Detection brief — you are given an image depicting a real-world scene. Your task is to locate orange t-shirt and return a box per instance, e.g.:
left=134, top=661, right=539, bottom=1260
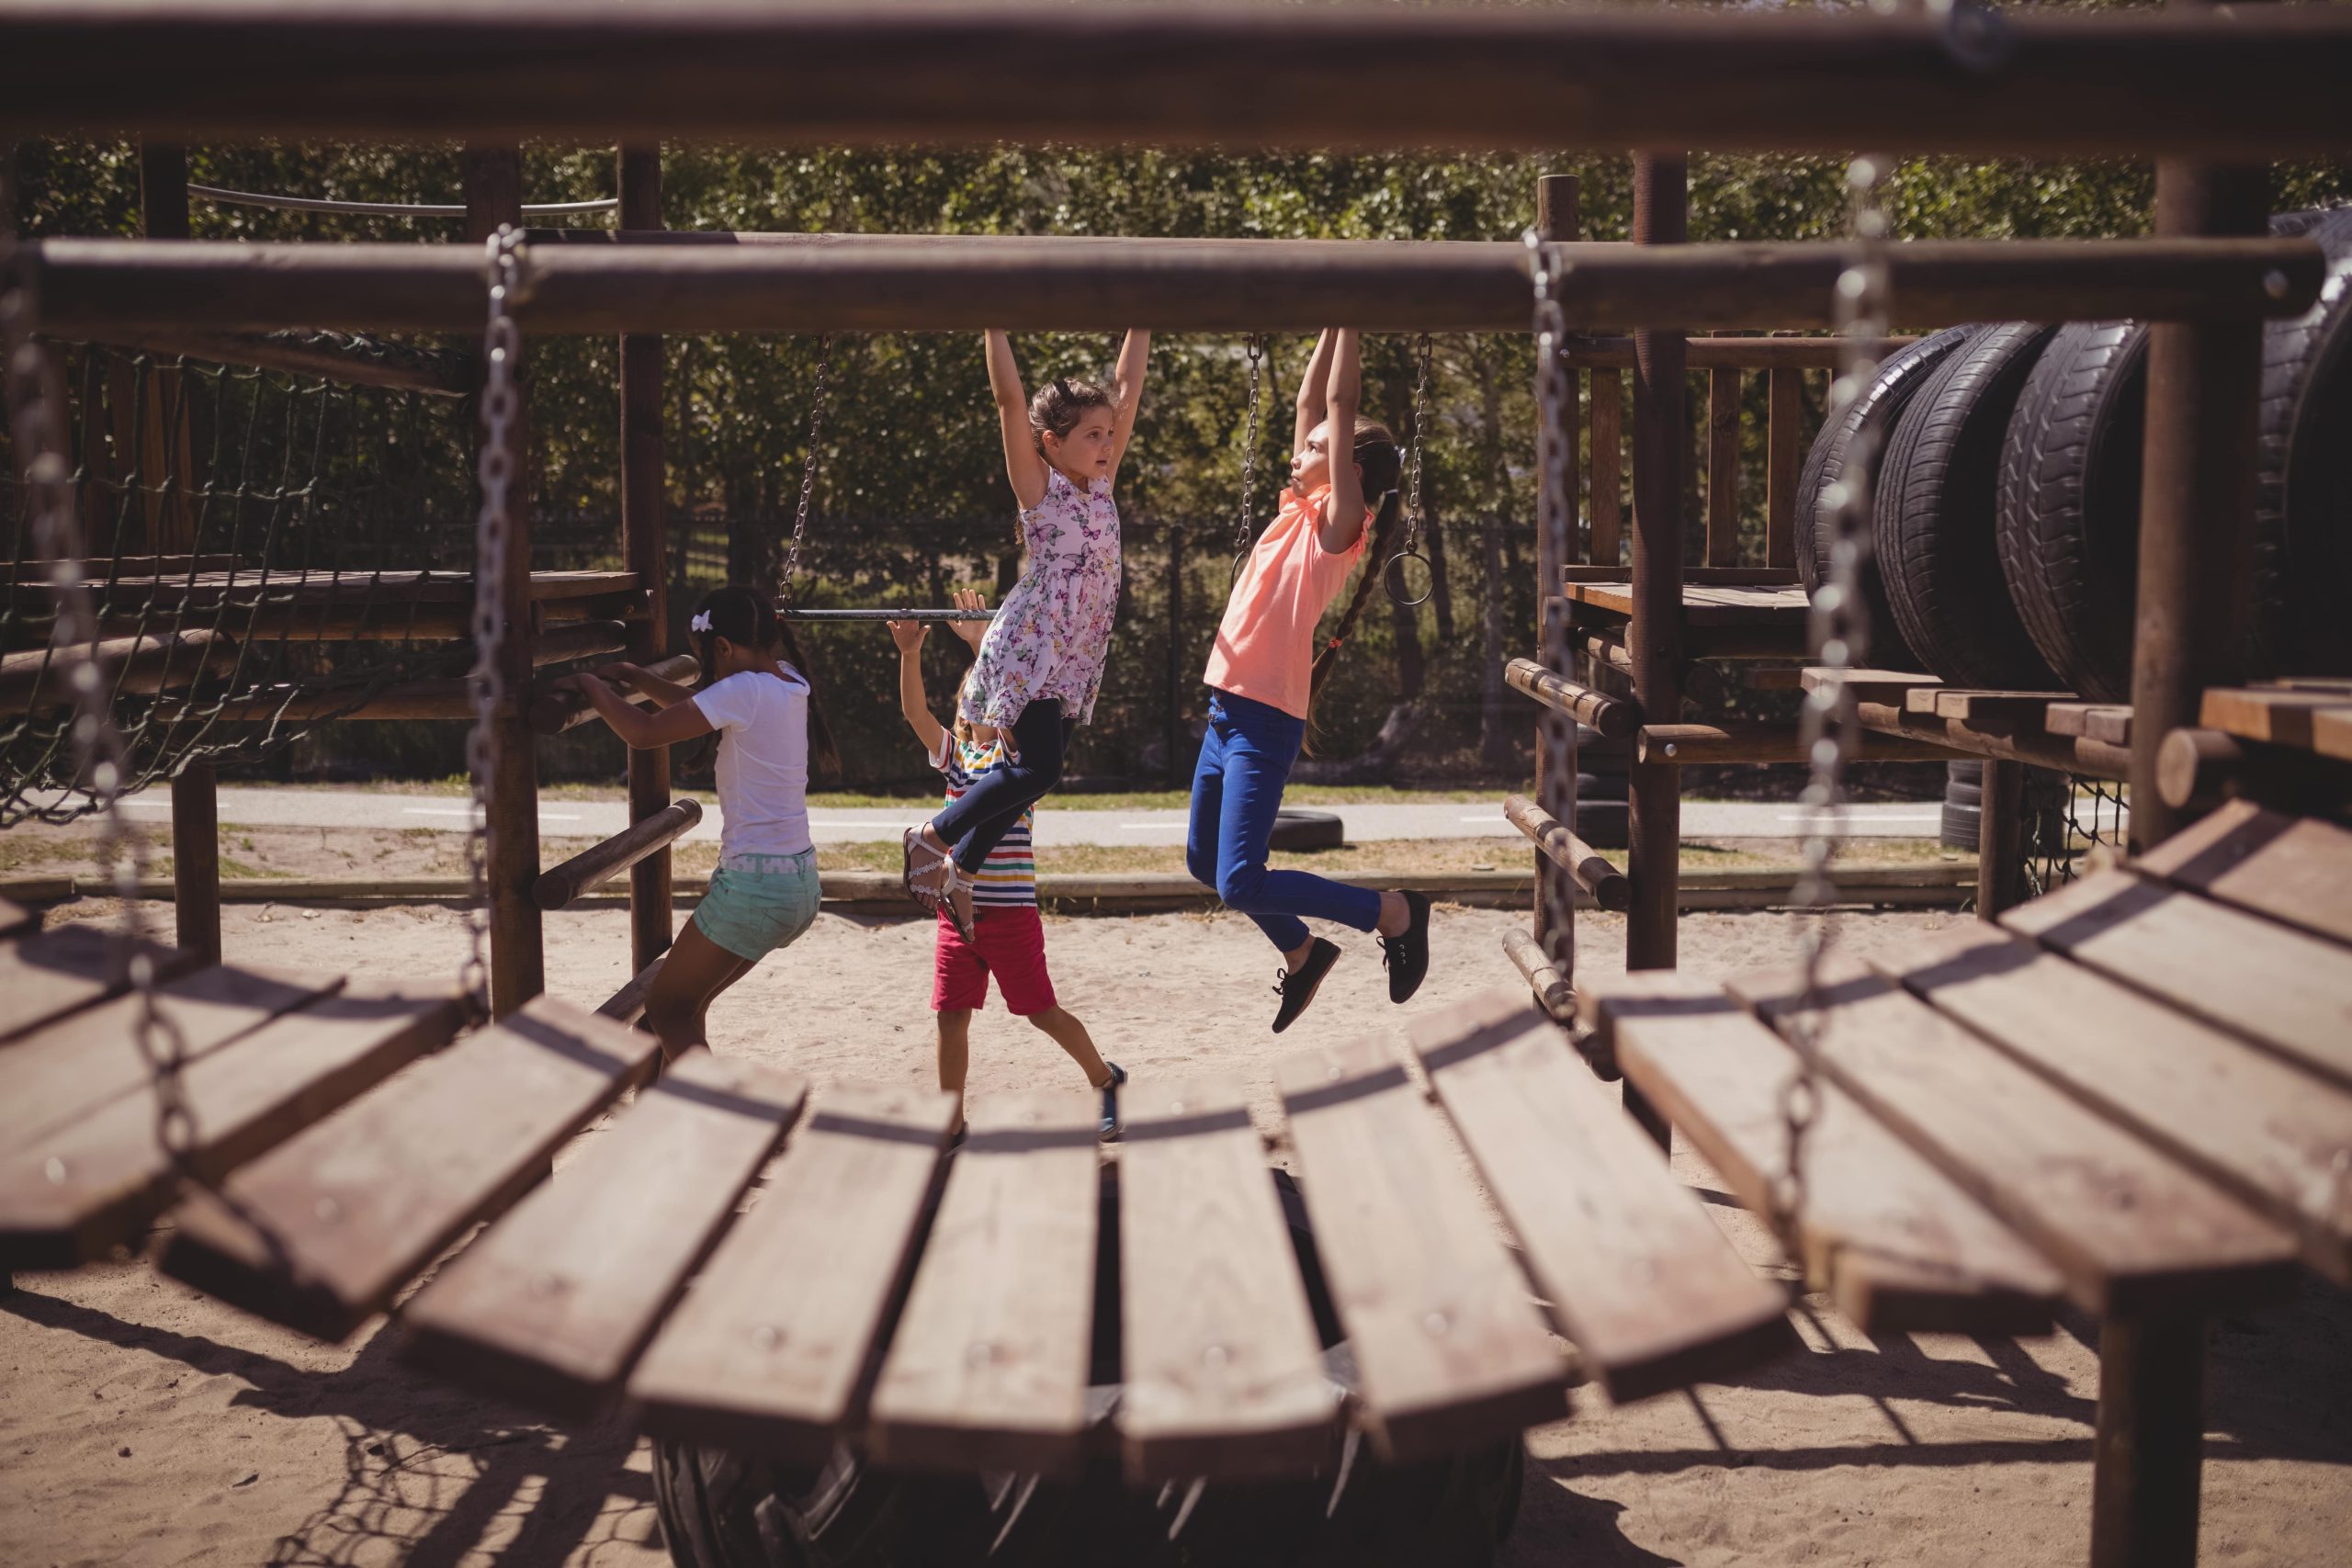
left=1202, top=484, right=1372, bottom=720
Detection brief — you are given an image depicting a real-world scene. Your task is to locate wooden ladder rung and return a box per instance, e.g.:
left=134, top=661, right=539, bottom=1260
left=1408, top=992, right=1794, bottom=1404
left=401, top=1053, right=807, bottom=1418
left=1276, top=1038, right=1568, bottom=1461
left=1582, top=970, right=2064, bottom=1336
left=628, top=1082, right=957, bottom=1460
left=158, top=995, right=660, bottom=1340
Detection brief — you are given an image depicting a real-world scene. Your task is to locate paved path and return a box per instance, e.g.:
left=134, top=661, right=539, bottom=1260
left=102, top=785, right=1956, bottom=844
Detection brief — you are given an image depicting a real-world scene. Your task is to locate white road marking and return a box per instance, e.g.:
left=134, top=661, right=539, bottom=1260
left=403, top=806, right=580, bottom=821
left=1776, top=812, right=1941, bottom=822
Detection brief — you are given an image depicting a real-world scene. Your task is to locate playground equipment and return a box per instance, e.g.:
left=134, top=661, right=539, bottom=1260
left=6, top=6, right=2352, bottom=1567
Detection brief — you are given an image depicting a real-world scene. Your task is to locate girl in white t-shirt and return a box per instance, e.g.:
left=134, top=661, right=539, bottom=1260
left=561, top=585, right=837, bottom=1064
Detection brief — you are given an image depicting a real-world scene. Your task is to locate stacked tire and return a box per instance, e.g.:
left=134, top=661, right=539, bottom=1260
left=1573, top=722, right=1630, bottom=850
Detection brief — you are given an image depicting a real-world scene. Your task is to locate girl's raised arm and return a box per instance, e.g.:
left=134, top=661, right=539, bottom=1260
left=1293, top=328, right=1337, bottom=457
left=985, top=329, right=1049, bottom=512
left=1319, top=329, right=1370, bottom=550
left=1105, top=327, right=1153, bottom=477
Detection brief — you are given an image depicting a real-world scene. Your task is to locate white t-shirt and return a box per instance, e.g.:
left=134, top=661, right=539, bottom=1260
left=691, top=664, right=814, bottom=862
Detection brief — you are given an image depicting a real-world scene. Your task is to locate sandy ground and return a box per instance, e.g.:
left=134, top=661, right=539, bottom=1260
left=4, top=897, right=2348, bottom=1567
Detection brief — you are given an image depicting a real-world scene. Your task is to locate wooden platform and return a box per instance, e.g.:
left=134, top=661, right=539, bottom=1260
left=1800, top=670, right=2134, bottom=781
left=2200, top=682, right=2352, bottom=762
left=1563, top=579, right=1811, bottom=660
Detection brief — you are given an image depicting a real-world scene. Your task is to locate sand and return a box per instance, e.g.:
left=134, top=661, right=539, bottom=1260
left=4, top=896, right=2347, bottom=1566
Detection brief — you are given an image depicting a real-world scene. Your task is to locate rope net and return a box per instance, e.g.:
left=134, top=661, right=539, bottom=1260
left=1, top=341, right=481, bottom=824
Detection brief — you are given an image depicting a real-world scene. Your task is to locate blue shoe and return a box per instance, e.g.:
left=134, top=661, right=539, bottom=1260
left=1098, top=1061, right=1128, bottom=1143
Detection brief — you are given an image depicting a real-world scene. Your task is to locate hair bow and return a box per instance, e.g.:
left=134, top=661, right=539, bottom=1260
left=690, top=610, right=714, bottom=634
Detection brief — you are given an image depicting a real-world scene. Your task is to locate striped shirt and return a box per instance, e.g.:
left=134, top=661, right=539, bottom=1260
left=933, top=735, right=1037, bottom=907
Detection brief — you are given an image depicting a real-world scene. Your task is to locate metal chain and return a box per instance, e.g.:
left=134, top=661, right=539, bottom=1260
left=3, top=156, right=198, bottom=1180
left=461, top=227, right=531, bottom=1017
left=779, top=335, right=832, bottom=604
left=1770, top=152, right=1896, bottom=1246
left=1401, top=333, right=1434, bottom=557
left=1526, top=234, right=1578, bottom=972
left=1230, top=334, right=1265, bottom=577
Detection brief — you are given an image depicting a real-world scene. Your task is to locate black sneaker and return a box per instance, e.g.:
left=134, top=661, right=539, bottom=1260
left=1272, top=938, right=1342, bottom=1033
left=1097, top=1061, right=1128, bottom=1143
left=1380, top=891, right=1431, bottom=1005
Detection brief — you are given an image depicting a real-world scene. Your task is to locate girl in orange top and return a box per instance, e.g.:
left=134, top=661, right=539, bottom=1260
left=1189, top=328, right=1432, bottom=1032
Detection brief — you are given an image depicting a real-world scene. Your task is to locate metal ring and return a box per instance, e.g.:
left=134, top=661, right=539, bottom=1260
left=1231, top=550, right=1250, bottom=587
left=1383, top=549, right=1432, bottom=607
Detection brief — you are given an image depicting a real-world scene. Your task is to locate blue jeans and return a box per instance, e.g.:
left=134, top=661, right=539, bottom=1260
left=1187, top=689, right=1382, bottom=953
left=929, top=699, right=1072, bottom=874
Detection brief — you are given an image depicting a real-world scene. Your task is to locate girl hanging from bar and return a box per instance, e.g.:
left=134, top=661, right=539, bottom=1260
left=1189, top=328, right=1432, bottom=1033
left=902, top=327, right=1152, bottom=940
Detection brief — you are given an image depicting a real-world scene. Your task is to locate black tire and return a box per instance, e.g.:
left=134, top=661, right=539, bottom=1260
left=652, top=1170, right=1526, bottom=1568
left=1576, top=772, right=1630, bottom=803
left=1941, top=799, right=1981, bottom=852
left=2259, top=208, right=2352, bottom=672
left=1945, top=760, right=1984, bottom=784
left=1572, top=800, right=1629, bottom=850
left=1946, top=782, right=1984, bottom=808
left=1876, top=323, right=2066, bottom=688
left=1267, top=808, right=1345, bottom=852
left=1793, top=324, right=1979, bottom=672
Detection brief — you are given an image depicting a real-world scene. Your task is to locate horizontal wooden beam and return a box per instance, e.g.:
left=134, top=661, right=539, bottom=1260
left=1564, top=336, right=1919, bottom=370
left=528, top=652, right=698, bottom=736
left=7, top=5, right=2351, bottom=158
left=535, top=800, right=703, bottom=911
left=1500, top=928, right=1577, bottom=1026
left=0, top=630, right=235, bottom=714
left=1637, top=721, right=1961, bottom=766
left=1858, top=702, right=2132, bottom=781
left=2155, top=728, right=2352, bottom=814
left=27, top=236, right=2323, bottom=336
left=75, top=327, right=475, bottom=395
left=1503, top=794, right=1632, bottom=912
left=1505, top=658, right=1638, bottom=739
left=595, top=955, right=664, bottom=1026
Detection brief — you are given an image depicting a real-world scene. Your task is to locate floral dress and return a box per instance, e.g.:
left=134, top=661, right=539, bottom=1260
left=959, top=465, right=1122, bottom=728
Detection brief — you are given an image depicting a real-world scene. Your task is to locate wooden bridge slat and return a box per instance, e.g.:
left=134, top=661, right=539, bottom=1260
left=628, top=1082, right=957, bottom=1460
left=0, top=981, right=466, bottom=1269
left=1727, top=960, right=2301, bottom=1315
left=2199, top=686, right=2352, bottom=761
left=1114, top=1076, right=1335, bottom=1481
left=401, top=1053, right=806, bottom=1418
left=1274, top=1039, right=1568, bottom=1459
left=2044, top=702, right=2132, bottom=745
left=1584, top=970, right=2064, bottom=1336
left=0, top=925, right=197, bottom=1044
left=1408, top=991, right=1793, bottom=1404
left=0, top=897, right=32, bottom=942
left=865, top=1089, right=1100, bottom=1478
left=1876, top=923, right=2352, bottom=1284
left=0, top=964, right=344, bottom=1154
left=158, top=995, right=661, bottom=1341
left=2131, top=799, right=2352, bottom=951
left=2001, top=867, right=2352, bottom=1092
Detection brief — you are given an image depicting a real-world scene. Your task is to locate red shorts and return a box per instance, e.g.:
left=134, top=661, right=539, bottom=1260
left=932, top=904, right=1057, bottom=1016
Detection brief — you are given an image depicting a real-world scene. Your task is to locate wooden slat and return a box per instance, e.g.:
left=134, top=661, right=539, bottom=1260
left=628, top=1082, right=956, bottom=1457
left=1800, top=666, right=1941, bottom=704
left=0, top=897, right=33, bottom=942
left=2131, top=799, right=2352, bottom=950
left=1905, top=688, right=2073, bottom=725
left=1407, top=991, right=1793, bottom=1403
left=1583, top=969, right=2064, bottom=1335
left=1563, top=581, right=1810, bottom=626
left=2199, top=686, right=2352, bottom=761
left=1274, top=1040, right=1568, bottom=1458
left=2045, top=701, right=2133, bottom=746
left=0, top=964, right=343, bottom=1153
left=865, top=1089, right=1099, bottom=1476
left=158, top=995, right=662, bottom=1340
left=1705, top=361, right=1740, bottom=567
left=1876, top=922, right=2352, bottom=1283
left=1726, top=961, right=2300, bottom=1315
left=1763, top=363, right=1803, bottom=570
left=2002, top=867, right=2352, bottom=1092
left=0, top=925, right=198, bottom=1043
left=401, top=1054, right=807, bottom=1417
left=1588, top=367, right=1623, bottom=568
left=1115, top=1076, right=1336, bottom=1481
left=0, top=981, right=466, bottom=1269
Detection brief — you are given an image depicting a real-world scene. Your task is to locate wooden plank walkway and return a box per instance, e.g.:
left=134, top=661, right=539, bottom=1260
left=2199, top=685, right=2352, bottom=761
left=2132, top=798, right=2352, bottom=948
left=0, top=925, right=198, bottom=1044
left=1564, top=580, right=1811, bottom=627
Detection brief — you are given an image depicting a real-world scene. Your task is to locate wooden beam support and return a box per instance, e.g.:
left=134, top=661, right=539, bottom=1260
left=1859, top=700, right=2132, bottom=781
left=1704, top=350, right=1740, bottom=567
left=1566, top=334, right=1917, bottom=371
left=1505, top=657, right=1636, bottom=739
left=1503, top=794, right=1631, bottom=912
left=1976, top=758, right=2027, bottom=921
left=1636, top=721, right=1958, bottom=766
left=12, top=5, right=2352, bottom=158
left=1532, top=173, right=1582, bottom=988
left=26, top=236, right=2322, bottom=338
left=618, top=143, right=675, bottom=976
left=0, top=630, right=237, bottom=715
left=1500, top=928, right=1577, bottom=1026
left=2155, top=726, right=2352, bottom=814
left=1765, top=359, right=1804, bottom=570
left=534, top=801, right=703, bottom=912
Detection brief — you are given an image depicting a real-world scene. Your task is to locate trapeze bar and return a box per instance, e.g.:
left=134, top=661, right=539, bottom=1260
left=777, top=608, right=995, bottom=622
left=5, top=3, right=2349, bottom=159
left=28, top=236, right=2324, bottom=337
left=189, top=184, right=619, bottom=220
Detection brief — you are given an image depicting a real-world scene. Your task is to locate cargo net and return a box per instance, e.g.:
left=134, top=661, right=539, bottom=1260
left=1, top=341, right=481, bottom=825
left=2020, top=771, right=2129, bottom=899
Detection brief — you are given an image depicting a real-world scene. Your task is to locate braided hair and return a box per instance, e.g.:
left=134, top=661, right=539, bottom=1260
left=686, top=584, right=841, bottom=775
left=1306, top=417, right=1407, bottom=705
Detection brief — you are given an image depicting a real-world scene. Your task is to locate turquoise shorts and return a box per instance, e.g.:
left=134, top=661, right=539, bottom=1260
left=691, top=851, right=821, bottom=963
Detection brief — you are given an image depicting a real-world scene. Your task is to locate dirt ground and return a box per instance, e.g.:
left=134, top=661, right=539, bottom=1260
left=4, top=897, right=2347, bottom=1567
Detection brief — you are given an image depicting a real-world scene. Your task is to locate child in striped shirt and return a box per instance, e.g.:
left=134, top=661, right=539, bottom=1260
left=889, top=596, right=1125, bottom=1142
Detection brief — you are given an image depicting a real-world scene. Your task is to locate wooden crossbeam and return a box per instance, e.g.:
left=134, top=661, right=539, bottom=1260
left=2046, top=702, right=2133, bottom=746
left=1504, top=659, right=1636, bottom=738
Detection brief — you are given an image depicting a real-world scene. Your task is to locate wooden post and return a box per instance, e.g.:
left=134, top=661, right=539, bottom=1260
left=618, top=145, right=674, bottom=975
left=1705, top=337, right=1740, bottom=567
left=1589, top=368, right=1623, bottom=568
left=1164, top=523, right=1185, bottom=784
left=1532, top=174, right=1580, bottom=986
left=2091, top=1313, right=2207, bottom=1568
left=1623, top=152, right=1689, bottom=1151
left=466, top=146, right=544, bottom=1015
left=140, top=141, right=220, bottom=967
left=1975, top=757, right=2025, bottom=922
left=1764, top=344, right=1804, bottom=570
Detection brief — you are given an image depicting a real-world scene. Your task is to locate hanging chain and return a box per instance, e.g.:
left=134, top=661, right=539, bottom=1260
left=779, top=335, right=832, bottom=604
left=1229, top=334, right=1266, bottom=575
left=1400, top=333, right=1434, bottom=558
left=3, top=157, right=198, bottom=1180
left=1526, top=234, right=1578, bottom=972
left=1770, top=152, right=1896, bottom=1247
left=461, top=227, right=532, bottom=1018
